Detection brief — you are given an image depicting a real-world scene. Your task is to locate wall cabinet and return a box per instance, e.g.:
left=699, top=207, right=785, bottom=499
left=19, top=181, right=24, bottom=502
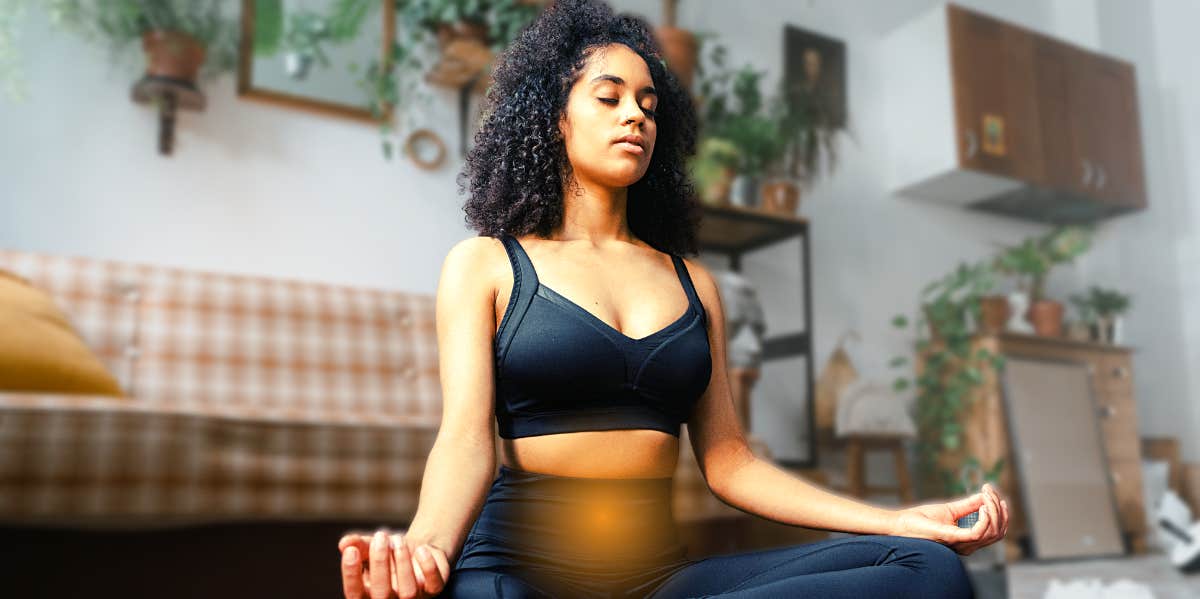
left=882, top=2, right=1147, bottom=223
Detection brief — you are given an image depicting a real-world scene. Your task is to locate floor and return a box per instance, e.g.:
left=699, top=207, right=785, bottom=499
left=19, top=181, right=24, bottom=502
left=815, top=458, right=1199, bottom=598
left=1004, top=550, right=1200, bottom=599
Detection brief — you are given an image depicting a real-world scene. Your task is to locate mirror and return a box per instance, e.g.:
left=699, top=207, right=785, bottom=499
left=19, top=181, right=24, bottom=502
left=238, top=0, right=395, bottom=124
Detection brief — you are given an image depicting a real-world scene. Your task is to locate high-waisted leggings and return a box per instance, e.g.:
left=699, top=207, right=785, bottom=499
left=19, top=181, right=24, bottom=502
left=443, top=465, right=975, bottom=598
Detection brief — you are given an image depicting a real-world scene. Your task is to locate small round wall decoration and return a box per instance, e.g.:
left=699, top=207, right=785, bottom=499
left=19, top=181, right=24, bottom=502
left=403, top=128, right=446, bottom=170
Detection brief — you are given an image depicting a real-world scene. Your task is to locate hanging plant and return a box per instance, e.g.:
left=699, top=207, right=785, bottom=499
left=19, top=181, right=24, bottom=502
left=889, top=259, right=1008, bottom=498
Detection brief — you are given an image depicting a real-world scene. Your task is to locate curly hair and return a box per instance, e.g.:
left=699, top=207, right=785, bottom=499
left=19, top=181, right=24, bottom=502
left=457, top=0, right=702, bottom=256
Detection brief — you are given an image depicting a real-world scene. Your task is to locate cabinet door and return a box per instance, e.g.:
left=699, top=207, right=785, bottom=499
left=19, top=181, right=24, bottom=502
left=1035, top=40, right=1149, bottom=211
left=1088, top=57, right=1147, bottom=209
left=1033, top=37, right=1081, bottom=194
left=948, top=5, right=1042, bottom=181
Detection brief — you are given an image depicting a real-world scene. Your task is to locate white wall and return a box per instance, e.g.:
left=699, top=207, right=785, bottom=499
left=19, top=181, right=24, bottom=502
left=3, top=1, right=1196, bottom=463
left=1091, top=0, right=1200, bottom=460
left=0, top=4, right=471, bottom=293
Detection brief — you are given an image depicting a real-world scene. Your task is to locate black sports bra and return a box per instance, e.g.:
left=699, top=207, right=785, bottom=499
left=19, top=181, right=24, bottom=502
left=492, top=233, right=713, bottom=439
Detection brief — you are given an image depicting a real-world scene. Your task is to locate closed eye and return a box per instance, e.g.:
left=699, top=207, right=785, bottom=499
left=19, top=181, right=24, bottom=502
left=598, top=98, right=656, bottom=118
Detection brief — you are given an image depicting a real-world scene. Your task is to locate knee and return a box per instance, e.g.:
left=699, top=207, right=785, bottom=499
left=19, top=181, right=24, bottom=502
left=441, top=568, right=552, bottom=599
left=873, top=536, right=975, bottom=598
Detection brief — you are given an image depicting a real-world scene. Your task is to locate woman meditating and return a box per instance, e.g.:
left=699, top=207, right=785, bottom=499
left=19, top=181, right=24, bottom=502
left=338, top=1, right=1007, bottom=596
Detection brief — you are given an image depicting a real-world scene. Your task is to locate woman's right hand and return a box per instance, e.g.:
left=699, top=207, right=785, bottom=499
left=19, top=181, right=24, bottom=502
left=339, top=528, right=452, bottom=599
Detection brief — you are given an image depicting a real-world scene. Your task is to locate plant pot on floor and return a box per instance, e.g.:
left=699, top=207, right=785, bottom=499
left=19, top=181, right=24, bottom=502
left=1027, top=299, right=1065, bottom=337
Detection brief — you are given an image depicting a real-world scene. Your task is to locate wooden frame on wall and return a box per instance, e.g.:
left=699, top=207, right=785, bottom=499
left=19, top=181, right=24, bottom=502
left=237, top=0, right=396, bottom=124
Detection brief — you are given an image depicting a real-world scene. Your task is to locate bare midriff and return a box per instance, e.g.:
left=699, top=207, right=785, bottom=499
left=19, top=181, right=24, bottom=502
left=499, top=431, right=680, bottom=479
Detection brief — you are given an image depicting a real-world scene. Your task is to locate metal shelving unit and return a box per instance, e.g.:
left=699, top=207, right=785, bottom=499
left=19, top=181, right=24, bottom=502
left=696, top=203, right=815, bottom=469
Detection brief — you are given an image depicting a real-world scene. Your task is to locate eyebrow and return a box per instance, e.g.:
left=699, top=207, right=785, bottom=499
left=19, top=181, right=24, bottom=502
left=590, top=74, right=657, bottom=96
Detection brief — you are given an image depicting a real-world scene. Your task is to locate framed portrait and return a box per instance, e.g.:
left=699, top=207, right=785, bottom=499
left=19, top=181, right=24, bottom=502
left=783, top=24, right=847, bottom=130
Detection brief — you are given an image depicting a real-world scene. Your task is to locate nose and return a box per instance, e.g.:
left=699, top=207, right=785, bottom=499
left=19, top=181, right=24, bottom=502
left=621, top=99, right=644, bottom=127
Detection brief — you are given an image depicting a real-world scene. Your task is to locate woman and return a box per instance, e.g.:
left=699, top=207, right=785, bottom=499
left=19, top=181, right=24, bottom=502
left=338, top=1, right=1007, bottom=597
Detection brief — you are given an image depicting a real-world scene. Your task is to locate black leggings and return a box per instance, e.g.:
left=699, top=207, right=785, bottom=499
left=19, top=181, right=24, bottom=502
left=444, top=466, right=975, bottom=598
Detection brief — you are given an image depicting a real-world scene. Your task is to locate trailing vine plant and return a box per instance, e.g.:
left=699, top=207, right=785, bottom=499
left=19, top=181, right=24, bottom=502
left=889, top=260, right=1007, bottom=497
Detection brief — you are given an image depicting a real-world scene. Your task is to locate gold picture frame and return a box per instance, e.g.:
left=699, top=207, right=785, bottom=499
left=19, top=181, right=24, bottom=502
left=237, top=0, right=395, bottom=124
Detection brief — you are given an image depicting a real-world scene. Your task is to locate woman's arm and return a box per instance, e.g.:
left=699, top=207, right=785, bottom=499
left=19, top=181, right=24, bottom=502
left=681, top=258, right=898, bottom=535
left=401, top=236, right=506, bottom=564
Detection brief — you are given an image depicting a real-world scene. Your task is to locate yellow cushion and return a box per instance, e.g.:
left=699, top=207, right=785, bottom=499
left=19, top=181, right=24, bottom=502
left=0, top=269, right=124, bottom=396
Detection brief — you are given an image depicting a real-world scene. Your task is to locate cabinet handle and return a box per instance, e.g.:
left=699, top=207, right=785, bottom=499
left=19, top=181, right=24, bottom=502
left=964, top=130, right=979, bottom=159
left=1081, top=158, right=1095, bottom=187
left=1096, top=164, right=1107, bottom=189
left=1111, top=365, right=1128, bottom=379
left=1097, top=404, right=1117, bottom=418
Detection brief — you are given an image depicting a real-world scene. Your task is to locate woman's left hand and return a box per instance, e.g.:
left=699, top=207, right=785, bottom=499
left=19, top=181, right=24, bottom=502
left=889, top=482, right=1010, bottom=556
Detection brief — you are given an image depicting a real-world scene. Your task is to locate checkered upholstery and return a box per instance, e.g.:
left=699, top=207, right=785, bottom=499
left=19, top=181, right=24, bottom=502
left=0, top=249, right=441, bottom=525
left=0, top=249, right=744, bottom=528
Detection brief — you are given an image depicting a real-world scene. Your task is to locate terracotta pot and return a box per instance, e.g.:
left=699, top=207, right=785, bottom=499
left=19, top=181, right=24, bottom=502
left=655, top=26, right=698, bottom=90
left=141, top=30, right=206, bottom=83
left=978, top=295, right=1010, bottom=334
left=435, top=20, right=489, bottom=49
left=760, top=179, right=801, bottom=216
left=1027, top=299, right=1064, bottom=337
left=701, top=166, right=735, bottom=206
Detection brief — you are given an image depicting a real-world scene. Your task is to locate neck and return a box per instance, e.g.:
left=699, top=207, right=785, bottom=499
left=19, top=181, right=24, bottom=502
left=553, top=173, right=633, bottom=244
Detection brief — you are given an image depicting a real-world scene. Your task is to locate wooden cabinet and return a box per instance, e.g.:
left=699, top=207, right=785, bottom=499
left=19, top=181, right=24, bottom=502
left=947, top=4, right=1043, bottom=183
left=882, top=2, right=1148, bottom=223
left=922, top=333, right=1147, bottom=561
left=1033, top=37, right=1147, bottom=210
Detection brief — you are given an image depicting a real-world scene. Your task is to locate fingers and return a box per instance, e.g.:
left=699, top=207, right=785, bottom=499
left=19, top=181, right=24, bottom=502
left=369, top=530, right=392, bottom=599
left=390, top=533, right=419, bottom=598
left=984, top=483, right=1009, bottom=541
left=340, top=531, right=373, bottom=552
left=948, top=491, right=986, bottom=519
left=981, top=486, right=999, bottom=542
left=999, top=496, right=1010, bottom=539
left=412, top=543, right=447, bottom=596
left=341, top=546, right=365, bottom=599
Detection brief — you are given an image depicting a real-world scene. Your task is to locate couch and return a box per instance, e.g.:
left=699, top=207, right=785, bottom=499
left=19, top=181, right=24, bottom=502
left=0, top=248, right=745, bottom=529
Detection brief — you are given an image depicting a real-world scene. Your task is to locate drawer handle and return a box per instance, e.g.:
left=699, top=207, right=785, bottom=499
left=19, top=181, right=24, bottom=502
left=1111, top=366, right=1128, bottom=379
left=1097, top=405, right=1117, bottom=418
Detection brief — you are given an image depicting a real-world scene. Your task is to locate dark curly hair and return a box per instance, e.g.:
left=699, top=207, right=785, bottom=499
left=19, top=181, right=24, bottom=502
left=457, top=0, right=702, bottom=256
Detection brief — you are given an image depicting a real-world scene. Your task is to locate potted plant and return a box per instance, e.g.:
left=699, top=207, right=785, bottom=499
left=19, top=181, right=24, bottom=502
left=695, top=56, right=791, bottom=207
left=890, top=259, right=1007, bottom=498
left=2, top=1, right=240, bottom=103
left=689, top=136, right=740, bottom=206
left=655, top=0, right=698, bottom=91
left=1069, top=286, right=1132, bottom=344
left=44, top=0, right=240, bottom=82
left=993, top=225, right=1093, bottom=337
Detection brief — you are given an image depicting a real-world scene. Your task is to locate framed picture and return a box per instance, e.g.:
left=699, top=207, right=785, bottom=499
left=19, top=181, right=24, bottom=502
left=783, top=24, right=847, bottom=130
left=238, top=0, right=395, bottom=124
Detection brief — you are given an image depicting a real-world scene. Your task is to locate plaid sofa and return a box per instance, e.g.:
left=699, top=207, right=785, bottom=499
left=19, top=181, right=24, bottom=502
left=0, top=249, right=743, bottom=529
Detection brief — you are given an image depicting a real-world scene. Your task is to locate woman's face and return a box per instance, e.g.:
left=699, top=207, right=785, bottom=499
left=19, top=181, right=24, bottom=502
left=559, top=43, right=658, bottom=190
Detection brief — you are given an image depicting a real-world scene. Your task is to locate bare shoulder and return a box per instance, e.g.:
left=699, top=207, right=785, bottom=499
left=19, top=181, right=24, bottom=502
left=438, top=235, right=508, bottom=300
left=678, top=255, right=723, bottom=316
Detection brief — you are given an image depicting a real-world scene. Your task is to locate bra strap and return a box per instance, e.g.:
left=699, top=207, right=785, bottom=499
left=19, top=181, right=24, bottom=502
left=670, top=255, right=704, bottom=315
left=495, top=234, right=539, bottom=371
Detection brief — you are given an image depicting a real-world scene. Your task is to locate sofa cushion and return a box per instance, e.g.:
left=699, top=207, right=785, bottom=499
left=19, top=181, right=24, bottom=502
left=0, top=270, right=123, bottom=396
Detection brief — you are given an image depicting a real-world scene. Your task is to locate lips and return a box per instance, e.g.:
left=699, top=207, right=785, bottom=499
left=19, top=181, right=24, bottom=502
left=613, top=134, right=644, bottom=147
left=613, top=134, right=645, bottom=155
